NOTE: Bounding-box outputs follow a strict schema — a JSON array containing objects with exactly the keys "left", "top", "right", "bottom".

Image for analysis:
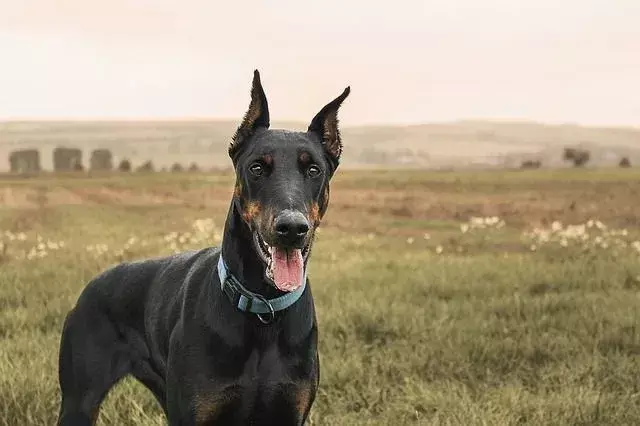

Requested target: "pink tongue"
[{"left": 272, "top": 248, "right": 303, "bottom": 292}]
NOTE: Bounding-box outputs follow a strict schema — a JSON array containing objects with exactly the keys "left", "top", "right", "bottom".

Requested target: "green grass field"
[{"left": 1, "top": 168, "right": 640, "bottom": 425}]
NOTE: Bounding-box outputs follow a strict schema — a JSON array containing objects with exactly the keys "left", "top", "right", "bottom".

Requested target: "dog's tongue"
[{"left": 272, "top": 248, "right": 303, "bottom": 292}]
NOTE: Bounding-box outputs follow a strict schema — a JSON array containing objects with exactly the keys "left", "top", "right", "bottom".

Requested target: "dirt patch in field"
[
  {"left": 0, "top": 188, "right": 38, "bottom": 209},
  {"left": 326, "top": 183, "right": 640, "bottom": 234},
  {"left": 72, "top": 187, "right": 187, "bottom": 206},
  {"left": 0, "top": 185, "right": 190, "bottom": 207}
]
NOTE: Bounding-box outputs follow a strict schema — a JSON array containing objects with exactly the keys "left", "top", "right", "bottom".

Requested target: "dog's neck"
[{"left": 220, "top": 202, "right": 286, "bottom": 298}]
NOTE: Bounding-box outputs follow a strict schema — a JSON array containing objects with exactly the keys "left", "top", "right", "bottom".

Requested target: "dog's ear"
[
  {"left": 229, "top": 70, "right": 270, "bottom": 159},
  {"left": 308, "top": 86, "right": 350, "bottom": 167}
]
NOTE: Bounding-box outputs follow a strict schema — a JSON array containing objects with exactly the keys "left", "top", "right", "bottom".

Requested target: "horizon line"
[{"left": 1, "top": 116, "right": 639, "bottom": 131}]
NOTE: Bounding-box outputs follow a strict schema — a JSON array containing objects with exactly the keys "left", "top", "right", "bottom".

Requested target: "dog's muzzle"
[
  {"left": 252, "top": 210, "right": 311, "bottom": 293},
  {"left": 273, "top": 210, "right": 310, "bottom": 249}
]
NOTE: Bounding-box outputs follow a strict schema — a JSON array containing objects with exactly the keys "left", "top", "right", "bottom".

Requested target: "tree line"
[{"left": 7, "top": 147, "right": 200, "bottom": 174}]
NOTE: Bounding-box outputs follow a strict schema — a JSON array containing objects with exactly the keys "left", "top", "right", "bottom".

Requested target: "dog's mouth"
[{"left": 253, "top": 231, "right": 310, "bottom": 292}]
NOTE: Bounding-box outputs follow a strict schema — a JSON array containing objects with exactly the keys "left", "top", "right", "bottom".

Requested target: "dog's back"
[{"left": 70, "top": 247, "right": 216, "bottom": 330}]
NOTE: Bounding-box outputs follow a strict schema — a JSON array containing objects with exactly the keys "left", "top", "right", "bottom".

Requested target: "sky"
[{"left": 1, "top": 0, "right": 639, "bottom": 127}]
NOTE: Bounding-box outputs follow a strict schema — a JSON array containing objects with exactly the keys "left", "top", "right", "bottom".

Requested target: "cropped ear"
[
  {"left": 229, "top": 70, "right": 270, "bottom": 159},
  {"left": 308, "top": 86, "right": 350, "bottom": 167}
]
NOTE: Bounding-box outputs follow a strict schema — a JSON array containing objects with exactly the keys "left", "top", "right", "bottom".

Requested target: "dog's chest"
[{"left": 193, "top": 346, "right": 316, "bottom": 425}]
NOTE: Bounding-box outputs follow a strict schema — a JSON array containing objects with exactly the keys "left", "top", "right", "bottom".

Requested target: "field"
[{"left": 1, "top": 168, "right": 640, "bottom": 425}]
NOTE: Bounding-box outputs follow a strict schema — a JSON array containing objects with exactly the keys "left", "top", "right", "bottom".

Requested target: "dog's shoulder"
[
  {"left": 78, "top": 247, "right": 221, "bottom": 307},
  {"left": 153, "top": 246, "right": 221, "bottom": 285}
]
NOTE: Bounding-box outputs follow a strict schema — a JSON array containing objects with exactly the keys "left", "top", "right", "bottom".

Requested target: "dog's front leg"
[
  {"left": 165, "top": 327, "right": 239, "bottom": 426},
  {"left": 165, "top": 325, "right": 201, "bottom": 426}
]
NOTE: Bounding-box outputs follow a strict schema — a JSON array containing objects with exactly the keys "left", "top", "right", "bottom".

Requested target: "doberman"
[{"left": 56, "top": 70, "right": 350, "bottom": 425}]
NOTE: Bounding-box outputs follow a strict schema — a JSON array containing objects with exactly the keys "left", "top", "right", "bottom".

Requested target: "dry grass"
[{"left": 1, "top": 168, "right": 640, "bottom": 425}]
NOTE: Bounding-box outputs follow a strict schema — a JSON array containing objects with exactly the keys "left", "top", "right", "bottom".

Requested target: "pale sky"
[{"left": 1, "top": 0, "right": 639, "bottom": 126}]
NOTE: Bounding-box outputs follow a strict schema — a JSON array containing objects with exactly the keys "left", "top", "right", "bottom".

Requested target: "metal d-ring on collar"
[
  {"left": 252, "top": 292, "right": 276, "bottom": 324},
  {"left": 216, "top": 251, "right": 307, "bottom": 324}
]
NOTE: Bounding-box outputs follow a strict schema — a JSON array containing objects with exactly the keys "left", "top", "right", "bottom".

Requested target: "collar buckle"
[{"left": 216, "top": 251, "right": 307, "bottom": 321}]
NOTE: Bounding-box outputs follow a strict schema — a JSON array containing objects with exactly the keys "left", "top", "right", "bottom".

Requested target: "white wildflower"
[{"left": 470, "top": 217, "right": 485, "bottom": 228}]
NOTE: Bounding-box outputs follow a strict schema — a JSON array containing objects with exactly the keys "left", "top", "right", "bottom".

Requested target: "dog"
[{"left": 56, "top": 70, "right": 350, "bottom": 425}]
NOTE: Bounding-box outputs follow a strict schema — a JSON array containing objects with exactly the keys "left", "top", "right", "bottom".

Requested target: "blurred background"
[{"left": 1, "top": 2, "right": 639, "bottom": 425}]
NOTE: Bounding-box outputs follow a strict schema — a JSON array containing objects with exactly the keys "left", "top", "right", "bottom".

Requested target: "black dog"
[{"left": 56, "top": 70, "right": 350, "bottom": 425}]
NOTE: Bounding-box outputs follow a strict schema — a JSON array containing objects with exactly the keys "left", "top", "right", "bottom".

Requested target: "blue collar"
[{"left": 216, "top": 253, "right": 307, "bottom": 321}]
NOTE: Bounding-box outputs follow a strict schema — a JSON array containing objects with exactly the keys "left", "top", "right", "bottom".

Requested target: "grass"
[{"left": 1, "top": 168, "right": 640, "bottom": 425}]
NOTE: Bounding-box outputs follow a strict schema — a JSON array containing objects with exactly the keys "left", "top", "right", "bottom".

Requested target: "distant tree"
[
  {"left": 520, "top": 159, "right": 542, "bottom": 169},
  {"left": 171, "top": 162, "right": 184, "bottom": 173},
  {"left": 53, "top": 147, "right": 83, "bottom": 172},
  {"left": 619, "top": 157, "right": 632, "bottom": 168},
  {"left": 136, "top": 160, "right": 155, "bottom": 173},
  {"left": 90, "top": 149, "right": 113, "bottom": 171},
  {"left": 188, "top": 162, "right": 200, "bottom": 172},
  {"left": 118, "top": 159, "right": 132, "bottom": 172},
  {"left": 9, "top": 149, "right": 41, "bottom": 173},
  {"left": 563, "top": 147, "right": 590, "bottom": 168}
]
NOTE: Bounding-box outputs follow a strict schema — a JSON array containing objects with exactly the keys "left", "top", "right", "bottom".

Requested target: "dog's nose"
[{"left": 274, "top": 210, "right": 310, "bottom": 247}]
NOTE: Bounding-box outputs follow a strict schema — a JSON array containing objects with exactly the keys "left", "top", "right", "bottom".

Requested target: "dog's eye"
[
  {"left": 307, "top": 164, "right": 321, "bottom": 178},
  {"left": 249, "top": 163, "right": 264, "bottom": 176}
]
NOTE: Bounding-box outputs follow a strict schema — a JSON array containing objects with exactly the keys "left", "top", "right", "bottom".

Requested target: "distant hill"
[{"left": 0, "top": 119, "right": 639, "bottom": 171}]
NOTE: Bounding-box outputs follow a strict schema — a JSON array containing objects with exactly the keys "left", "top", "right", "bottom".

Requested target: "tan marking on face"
[
  {"left": 234, "top": 182, "right": 242, "bottom": 198},
  {"left": 299, "top": 151, "right": 311, "bottom": 164},
  {"left": 319, "top": 186, "right": 330, "bottom": 216},
  {"left": 309, "top": 202, "right": 321, "bottom": 227},
  {"left": 242, "top": 200, "right": 262, "bottom": 223}
]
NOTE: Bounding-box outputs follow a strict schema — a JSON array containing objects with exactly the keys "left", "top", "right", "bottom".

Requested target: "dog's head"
[{"left": 228, "top": 70, "right": 350, "bottom": 292}]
